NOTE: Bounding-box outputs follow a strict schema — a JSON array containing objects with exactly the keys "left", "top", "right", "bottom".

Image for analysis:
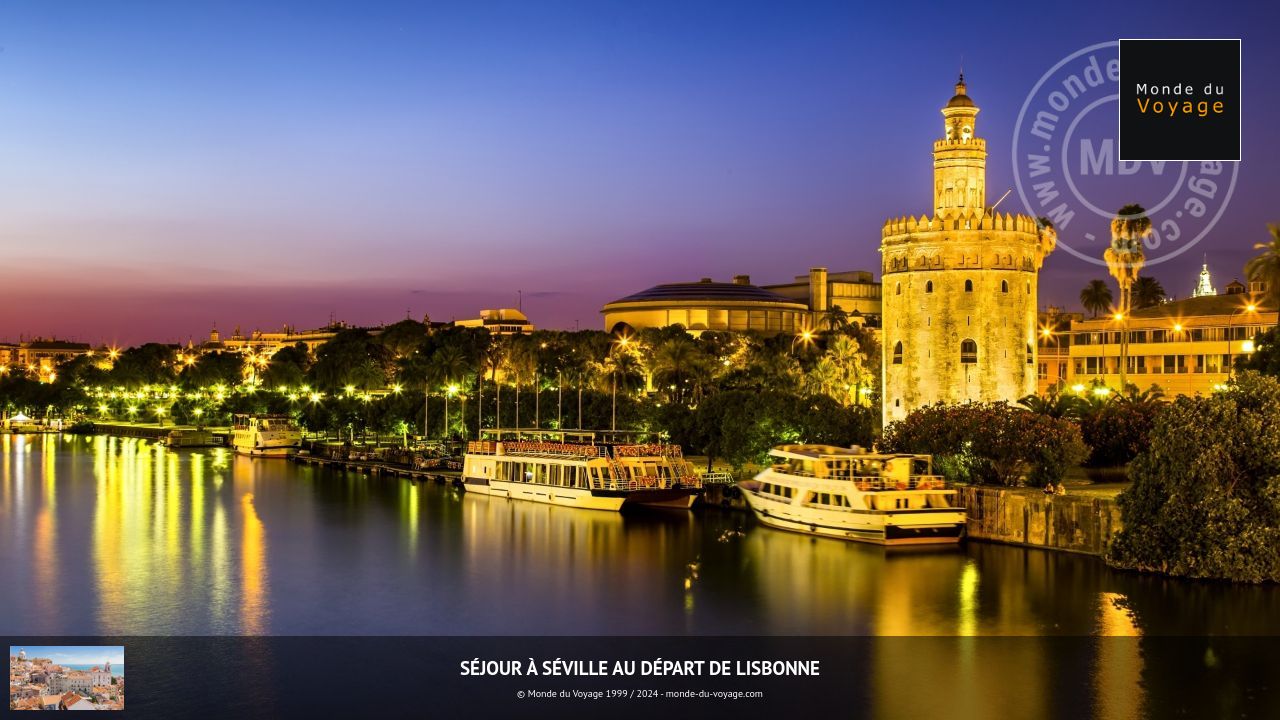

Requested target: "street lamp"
[
  {"left": 444, "top": 384, "right": 459, "bottom": 441},
  {"left": 1226, "top": 302, "right": 1259, "bottom": 377},
  {"left": 610, "top": 336, "right": 632, "bottom": 432}
]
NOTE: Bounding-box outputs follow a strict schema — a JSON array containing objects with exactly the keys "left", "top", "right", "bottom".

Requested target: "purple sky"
[{"left": 1, "top": 1, "right": 1276, "bottom": 346}]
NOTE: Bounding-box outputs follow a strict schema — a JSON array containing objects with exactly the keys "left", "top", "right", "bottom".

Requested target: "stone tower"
[{"left": 880, "top": 75, "right": 1056, "bottom": 425}]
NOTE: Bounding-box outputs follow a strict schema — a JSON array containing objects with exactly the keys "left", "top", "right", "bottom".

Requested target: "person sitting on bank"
[
  {"left": 1055, "top": 482, "right": 1068, "bottom": 496},
  {"left": 1043, "top": 482, "right": 1055, "bottom": 496}
]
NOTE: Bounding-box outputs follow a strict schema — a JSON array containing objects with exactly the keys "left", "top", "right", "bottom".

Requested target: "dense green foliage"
[
  {"left": 879, "top": 401, "right": 1087, "bottom": 486},
  {"left": 1076, "top": 389, "right": 1166, "bottom": 467},
  {"left": 1108, "top": 373, "right": 1280, "bottom": 583},
  {"left": 1236, "top": 328, "right": 1280, "bottom": 377},
  {"left": 1, "top": 323, "right": 879, "bottom": 455}
]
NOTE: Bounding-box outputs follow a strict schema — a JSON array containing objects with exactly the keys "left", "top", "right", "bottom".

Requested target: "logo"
[{"left": 1011, "top": 41, "right": 1238, "bottom": 268}]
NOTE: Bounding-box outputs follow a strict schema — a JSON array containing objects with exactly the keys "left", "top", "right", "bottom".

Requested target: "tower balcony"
[{"left": 933, "top": 138, "right": 986, "bottom": 151}]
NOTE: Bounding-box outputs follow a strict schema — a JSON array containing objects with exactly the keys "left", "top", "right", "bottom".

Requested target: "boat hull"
[
  {"left": 232, "top": 445, "right": 299, "bottom": 458},
  {"left": 743, "top": 486, "right": 964, "bottom": 546},
  {"left": 468, "top": 477, "right": 698, "bottom": 512}
]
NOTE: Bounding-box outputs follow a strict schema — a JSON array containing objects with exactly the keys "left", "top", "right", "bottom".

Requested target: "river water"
[{"left": 2, "top": 433, "right": 1277, "bottom": 637}]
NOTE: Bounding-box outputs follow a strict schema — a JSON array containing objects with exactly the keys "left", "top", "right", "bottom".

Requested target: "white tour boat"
[
  {"left": 741, "top": 445, "right": 965, "bottom": 545},
  {"left": 462, "top": 429, "right": 702, "bottom": 511},
  {"left": 230, "top": 414, "right": 302, "bottom": 457}
]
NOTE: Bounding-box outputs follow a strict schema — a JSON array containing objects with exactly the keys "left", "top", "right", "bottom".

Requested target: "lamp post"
[
  {"left": 1111, "top": 311, "right": 1127, "bottom": 389},
  {"left": 1226, "top": 303, "right": 1259, "bottom": 377},
  {"left": 611, "top": 336, "right": 631, "bottom": 432},
  {"left": 444, "top": 384, "right": 459, "bottom": 441}
]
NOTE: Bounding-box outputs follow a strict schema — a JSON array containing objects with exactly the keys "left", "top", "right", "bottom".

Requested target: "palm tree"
[
  {"left": 1018, "top": 389, "right": 1085, "bottom": 421},
  {"left": 433, "top": 346, "right": 470, "bottom": 438},
  {"left": 651, "top": 336, "right": 710, "bottom": 405},
  {"left": 1080, "top": 280, "right": 1113, "bottom": 319},
  {"left": 820, "top": 308, "right": 850, "bottom": 333},
  {"left": 1246, "top": 223, "right": 1280, "bottom": 329},
  {"left": 1106, "top": 203, "right": 1151, "bottom": 387},
  {"left": 1131, "top": 276, "right": 1166, "bottom": 310}
]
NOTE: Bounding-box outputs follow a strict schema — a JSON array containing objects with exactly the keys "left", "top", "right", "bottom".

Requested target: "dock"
[
  {"left": 86, "top": 422, "right": 230, "bottom": 443},
  {"left": 292, "top": 453, "right": 462, "bottom": 485}
]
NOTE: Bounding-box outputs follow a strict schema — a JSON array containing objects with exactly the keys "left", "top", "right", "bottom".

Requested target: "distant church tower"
[
  {"left": 1192, "top": 259, "right": 1217, "bottom": 297},
  {"left": 880, "top": 75, "right": 1057, "bottom": 425}
]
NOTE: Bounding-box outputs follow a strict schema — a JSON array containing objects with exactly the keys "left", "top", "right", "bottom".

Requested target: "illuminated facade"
[
  {"left": 761, "top": 268, "right": 882, "bottom": 326},
  {"left": 602, "top": 269, "right": 880, "bottom": 336},
  {"left": 454, "top": 308, "right": 534, "bottom": 335},
  {"left": 880, "top": 75, "right": 1057, "bottom": 424},
  {"left": 602, "top": 277, "right": 811, "bottom": 336},
  {"left": 1060, "top": 290, "right": 1275, "bottom": 396}
]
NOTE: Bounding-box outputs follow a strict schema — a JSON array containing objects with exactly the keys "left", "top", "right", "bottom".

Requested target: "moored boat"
[
  {"left": 741, "top": 444, "right": 965, "bottom": 545},
  {"left": 230, "top": 414, "right": 301, "bottom": 457},
  {"left": 166, "top": 427, "right": 219, "bottom": 448},
  {"left": 462, "top": 429, "right": 702, "bottom": 511}
]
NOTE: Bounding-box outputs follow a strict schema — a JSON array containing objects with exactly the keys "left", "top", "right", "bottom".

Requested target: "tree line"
[{"left": 0, "top": 321, "right": 881, "bottom": 469}]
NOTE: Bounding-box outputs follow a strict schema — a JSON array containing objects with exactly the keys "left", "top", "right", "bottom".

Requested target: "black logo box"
[{"left": 1119, "top": 38, "right": 1241, "bottom": 162}]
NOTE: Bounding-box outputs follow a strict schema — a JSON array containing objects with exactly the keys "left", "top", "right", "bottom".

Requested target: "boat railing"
[
  {"left": 466, "top": 440, "right": 607, "bottom": 458},
  {"left": 589, "top": 474, "right": 702, "bottom": 492},
  {"left": 614, "top": 443, "right": 684, "bottom": 458},
  {"left": 699, "top": 471, "right": 736, "bottom": 485},
  {"left": 770, "top": 466, "right": 950, "bottom": 490}
]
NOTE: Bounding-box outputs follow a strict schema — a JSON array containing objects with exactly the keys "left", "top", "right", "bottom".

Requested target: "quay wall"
[{"left": 955, "top": 486, "right": 1123, "bottom": 556}]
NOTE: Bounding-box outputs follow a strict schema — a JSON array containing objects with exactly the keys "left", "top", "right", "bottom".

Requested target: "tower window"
[
  {"left": 925, "top": 280, "right": 934, "bottom": 293},
  {"left": 896, "top": 283, "right": 902, "bottom": 295},
  {"left": 1027, "top": 281, "right": 1031, "bottom": 294},
  {"left": 964, "top": 279, "right": 974, "bottom": 292},
  {"left": 960, "top": 339, "right": 978, "bottom": 364},
  {"left": 1001, "top": 280, "right": 1009, "bottom": 293},
  {"left": 892, "top": 341, "right": 903, "bottom": 364},
  {"left": 1026, "top": 343, "right": 1034, "bottom": 364}
]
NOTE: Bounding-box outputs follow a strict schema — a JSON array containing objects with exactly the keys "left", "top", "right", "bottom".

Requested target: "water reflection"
[{"left": 0, "top": 435, "right": 1276, "bottom": 641}]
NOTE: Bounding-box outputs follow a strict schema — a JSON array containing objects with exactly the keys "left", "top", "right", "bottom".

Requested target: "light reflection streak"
[{"left": 240, "top": 491, "right": 268, "bottom": 634}]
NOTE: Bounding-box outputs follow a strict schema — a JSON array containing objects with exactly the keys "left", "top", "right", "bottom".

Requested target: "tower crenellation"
[{"left": 880, "top": 74, "right": 1056, "bottom": 425}]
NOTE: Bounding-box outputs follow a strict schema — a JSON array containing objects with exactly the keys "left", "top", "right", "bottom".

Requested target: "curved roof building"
[{"left": 602, "top": 277, "right": 810, "bottom": 336}]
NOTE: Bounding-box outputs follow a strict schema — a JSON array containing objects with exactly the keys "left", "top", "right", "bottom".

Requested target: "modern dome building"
[{"left": 601, "top": 277, "right": 811, "bottom": 336}]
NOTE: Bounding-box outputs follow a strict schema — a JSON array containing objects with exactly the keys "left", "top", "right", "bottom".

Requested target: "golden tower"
[{"left": 880, "top": 75, "right": 1056, "bottom": 425}]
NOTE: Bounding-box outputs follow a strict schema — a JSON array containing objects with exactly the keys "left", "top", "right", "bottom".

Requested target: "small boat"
[
  {"left": 230, "top": 414, "right": 301, "bottom": 457},
  {"left": 166, "top": 428, "right": 219, "bottom": 448},
  {"left": 741, "top": 445, "right": 965, "bottom": 545},
  {"left": 462, "top": 429, "right": 702, "bottom": 511}
]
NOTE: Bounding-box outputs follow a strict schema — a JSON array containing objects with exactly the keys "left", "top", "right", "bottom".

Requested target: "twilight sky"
[{"left": 1, "top": 1, "right": 1277, "bottom": 346}]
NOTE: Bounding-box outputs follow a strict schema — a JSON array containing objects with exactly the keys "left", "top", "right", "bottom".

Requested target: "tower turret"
[
  {"left": 933, "top": 74, "right": 986, "bottom": 215},
  {"left": 880, "top": 74, "right": 1055, "bottom": 425}
]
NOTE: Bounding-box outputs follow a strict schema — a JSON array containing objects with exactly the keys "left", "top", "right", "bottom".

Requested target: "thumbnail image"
[{"left": 9, "top": 646, "right": 123, "bottom": 711}]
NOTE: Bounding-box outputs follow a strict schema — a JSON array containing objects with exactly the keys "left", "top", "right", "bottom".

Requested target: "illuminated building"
[
  {"left": 1192, "top": 260, "right": 1217, "bottom": 297},
  {"left": 760, "top": 268, "right": 882, "bottom": 326},
  {"left": 203, "top": 322, "right": 359, "bottom": 356},
  {"left": 1035, "top": 308, "right": 1080, "bottom": 395},
  {"left": 454, "top": 308, "right": 534, "bottom": 335},
  {"left": 1062, "top": 285, "right": 1275, "bottom": 396},
  {"left": 601, "top": 277, "right": 811, "bottom": 336},
  {"left": 880, "top": 75, "right": 1057, "bottom": 424}
]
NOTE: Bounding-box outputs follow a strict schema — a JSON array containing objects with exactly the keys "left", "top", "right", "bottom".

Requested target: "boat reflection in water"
[{"left": 1, "top": 434, "right": 1277, "bottom": 643}]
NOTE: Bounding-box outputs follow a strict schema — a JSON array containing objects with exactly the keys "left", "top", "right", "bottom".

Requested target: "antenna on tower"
[{"left": 990, "top": 188, "right": 1012, "bottom": 211}]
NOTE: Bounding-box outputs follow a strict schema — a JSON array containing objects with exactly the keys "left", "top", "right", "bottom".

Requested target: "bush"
[
  {"left": 691, "top": 390, "right": 875, "bottom": 472},
  {"left": 1079, "top": 399, "right": 1165, "bottom": 467},
  {"left": 880, "top": 401, "right": 1087, "bottom": 486},
  {"left": 1107, "top": 372, "right": 1280, "bottom": 583}
]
